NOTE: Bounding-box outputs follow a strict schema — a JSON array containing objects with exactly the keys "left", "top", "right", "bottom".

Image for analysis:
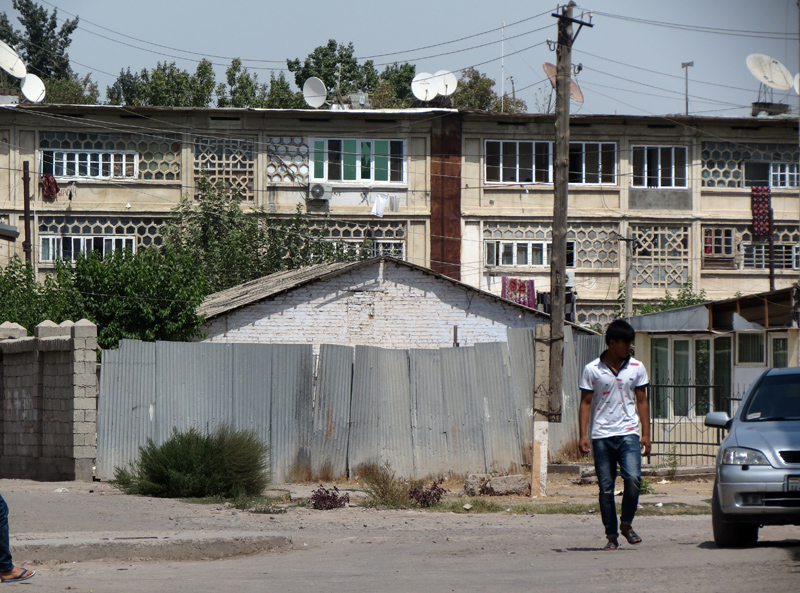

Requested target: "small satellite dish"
[
  {"left": 746, "top": 54, "right": 793, "bottom": 90},
  {"left": 542, "top": 62, "right": 584, "bottom": 103},
  {"left": 302, "top": 77, "right": 327, "bottom": 108},
  {"left": 434, "top": 70, "right": 458, "bottom": 96},
  {"left": 411, "top": 72, "right": 438, "bottom": 101},
  {"left": 21, "top": 73, "right": 45, "bottom": 103},
  {"left": 0, "top": 39, "right": 26, "bottom": 79},
  {"left": 794, "top": 73, "right": 799, "bottom": 95}
]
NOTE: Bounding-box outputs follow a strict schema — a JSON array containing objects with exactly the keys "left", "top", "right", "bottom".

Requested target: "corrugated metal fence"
[{"left": 98, "top": 329, "right": 602, "bottom": 482}]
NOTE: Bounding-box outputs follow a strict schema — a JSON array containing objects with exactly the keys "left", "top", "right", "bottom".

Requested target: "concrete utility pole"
[
  {"left": 549, "top": 2, "right": 592, "bottom": 422},
  {"left": 22, "top": 161, "right": 31, "bottom": 264},
  {"left": 681, "top": 61, "right": 693, "bottom": 116}
]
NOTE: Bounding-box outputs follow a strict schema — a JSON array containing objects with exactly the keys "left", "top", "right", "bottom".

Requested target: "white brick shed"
[{"left": 199, "top": 258, "right": 575, "bottom": 350}]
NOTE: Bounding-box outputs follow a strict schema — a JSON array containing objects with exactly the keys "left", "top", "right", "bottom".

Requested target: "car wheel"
[{"left": 712, "top": 481, "right": 759, "bottom": 548}]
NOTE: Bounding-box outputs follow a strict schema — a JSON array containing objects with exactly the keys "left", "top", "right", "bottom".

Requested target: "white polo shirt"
[{"left": 580, "top": 352, "right": 649, "bottom": 440}]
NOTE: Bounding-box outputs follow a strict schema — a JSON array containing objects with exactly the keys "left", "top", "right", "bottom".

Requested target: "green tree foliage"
[
  {"left": 161, "top": 176, "right": 363, "bottom": 294},
  {"left": 372, "top": 62, "right": 416, "bottom": 108},
  {"left": 452, "top": 67, "right": 527, "bottom": 113},
  {"left": 44, "top": 72, "right": 99, "bottom": 104},
  {"left": 632, "top": 278, "right": 708, "bottom": 316},
  {"left": 287, "top": 39, "right": 379, "bottom": 97},
  {"left": 107, "top": 60, "right": 216, "bottom": 107},
  {"left": 0, "top": 248, "right": 206, "bottom": 350}
]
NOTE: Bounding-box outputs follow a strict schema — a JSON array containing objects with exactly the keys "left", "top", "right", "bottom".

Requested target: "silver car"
[{"left": 705, "top": 367, "right": 800, "bottom": 547}]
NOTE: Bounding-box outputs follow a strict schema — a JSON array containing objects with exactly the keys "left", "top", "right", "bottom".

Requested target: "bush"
[
  {"left": 408, "top": 480, "right": 446, "bottom": 507},
  {"left": 310, "top": 485, "right": 350, "bottom": 510},
  {"left": 359, "top": 462, "right": 447, "bottom": 509},
  {"left": 112, "top": 425, "right": 270, "bottom": 498}
]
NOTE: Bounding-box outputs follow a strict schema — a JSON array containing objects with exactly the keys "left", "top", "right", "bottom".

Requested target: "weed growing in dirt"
[
  {"left": 360, "top": 463, "right": 413, "bottom": 508},
  {"left": 639, "top": 476, "right": 655, "bottom": 495},
  {"left": 111, "top": 425, "right": 270, "bottom": 498},
  {"left": 409, "top": 480, "right": 446, "bottom": 507},
  {"left": 310, "top": 485, "right": 350, "bottom": 510}
]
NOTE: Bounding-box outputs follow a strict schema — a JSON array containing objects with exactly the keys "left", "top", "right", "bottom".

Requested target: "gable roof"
[{"left": 198, "top": 257, "right": 596, "bottom": 334}]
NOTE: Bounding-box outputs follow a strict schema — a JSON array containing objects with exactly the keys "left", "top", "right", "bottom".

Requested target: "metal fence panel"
[
  {"left": 97, "top": 340, "right": 156, "bottom": 479},
  {"left": 312, "top": 344, "right": 354, "bottom": 480},
  {"left": 269, "top": 344, "right": 314, "bottom": 483},
  {"left": 349, "top": 346, "right": 414, "bottom": 478},
  {"left": 472, "top": 342, "right": 523, "bottom": 473},
  {"left": 231, "top": 343, "right": 273, "bottom": 475},
  {"left": 506, "top": 328, "right": 536, "bottom": 466},
  {"left": 409, "top": 348, "right": 447, "bottom": 478}
]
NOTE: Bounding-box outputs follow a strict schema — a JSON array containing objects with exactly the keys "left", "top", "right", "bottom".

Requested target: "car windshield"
[{"left": 741, "top": 374, "right": 800, "bottom": 421}]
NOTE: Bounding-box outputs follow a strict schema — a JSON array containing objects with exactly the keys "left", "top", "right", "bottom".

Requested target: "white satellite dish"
[
  {"left": 542, "top": 62, "right": 584, "bottom": 103},
  {"left": 21, "top": 73, "right": 45, "bottom": 103},
  {"left": 434, "top": 70, "right": 458, "bottom": 96},
  {"left": 302, "top": 76, "right": 327, "bottom": 108},
  {"left": 794, "top": 73, "right": 799, "bottom": 95},
  {"left": 746, "top": 54, "right": 793, "bottom": 90},
  {"left": 411, "top": 72, "right": 438, "bottom": 101},
  {"left": 0, "top": 39, "right": 26, "bottom": 79}
]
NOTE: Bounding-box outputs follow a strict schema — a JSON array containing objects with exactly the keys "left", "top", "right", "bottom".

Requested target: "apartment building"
[{"left": 1, "top": 104, "right": 797, "bottom": 327}]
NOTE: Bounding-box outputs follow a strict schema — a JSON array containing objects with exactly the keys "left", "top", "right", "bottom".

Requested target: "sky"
[{"left": 2, "top": 0, "right": 799, "bottom": 116}]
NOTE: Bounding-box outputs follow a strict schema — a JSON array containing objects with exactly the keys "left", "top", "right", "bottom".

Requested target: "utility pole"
[
  {"left": 681, "top": 61, "right": 693, "bottom": 116},
  {"left": 22, "top": 161, "right": 31, "bottom": 264},
  {"left": 625, "top": 229, "right": 634, "bottom": 319},
  {"left": 549, "top": 2, "right": 592, "bottom": 421}
]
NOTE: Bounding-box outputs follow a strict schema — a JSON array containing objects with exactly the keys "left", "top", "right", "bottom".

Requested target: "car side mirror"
[{"left": 705, "top": 411, "right": 732, "bottom": 430}]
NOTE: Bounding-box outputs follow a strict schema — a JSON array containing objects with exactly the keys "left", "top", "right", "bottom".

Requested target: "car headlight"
[{"left": 721, "top": 447, "right": 769, "bottom": 465}]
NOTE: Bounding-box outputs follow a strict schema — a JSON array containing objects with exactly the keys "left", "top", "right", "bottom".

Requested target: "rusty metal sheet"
[{"left": 311, "top": 344, "right": 354, "bottom": 480}]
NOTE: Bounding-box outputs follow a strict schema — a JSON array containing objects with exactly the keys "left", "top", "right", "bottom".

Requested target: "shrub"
[
  {"left": 112, "top": 425, "right": 270, "bottom": 498},
  {"left": 360, "top": 462, "right": 412, "bottom": 508},
  {"left": 408, "top": 479, "right": 446, "bottom": 507},
  {"left": 310, "top": 485, "right": 350, "bottom": 510}
]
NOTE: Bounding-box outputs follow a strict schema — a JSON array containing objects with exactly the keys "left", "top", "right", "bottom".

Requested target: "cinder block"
[
  {"left": 72, "top": 320, "right": 98, "bottom": 339},
  {"left": 83, "top": 410, "right": 97, "bottom": 423},
  {"left": 0, "top": 322, "right": 27, "bottom": 340},
  {"left": 73, "top": 445, "right": 96, "bottom": 458},
  {"left": 73, "top": 398, "right": 96, "bottom": 410},
  {"left": 71, "top": 410, "right": 85, "bottom": 422},
  {"left": 35, "top": 320, "right": 70, "bottom": 339}
]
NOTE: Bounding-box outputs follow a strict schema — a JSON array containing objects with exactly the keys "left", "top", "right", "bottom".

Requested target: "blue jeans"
[
  {"left": 592, "top": 434, "right": 642, "bottom": 539},
  {"left": 0, "top": 493, "right": 12, "bottom": 573}
]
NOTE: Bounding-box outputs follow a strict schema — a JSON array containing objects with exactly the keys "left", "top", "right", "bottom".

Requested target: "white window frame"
[
  {"left": 40, "top": 149, "right": 139, "bottom": 180},
  {"left": 485, "top": 240, "right": 575, "bottom": 268},
  {"left": 770, "top": 162, "right": 799, "bottom": 187},
  {"left": 310, "top": 138, "right": 406, "bottom": 184},
  {"left": 744, "top": 244, "right": 795, "bottom": 269},
  {"left": 631, "top": 145, "right": 688, "bottom": 188},
  {"left": 484, "top": 140, "right": 552, "bottom": 184},
  {"left": 39, "top": 235, "right": 136, "bottom": 263},
  {"left": 568, "top": 142, "right": 616, "bottom": 185}
]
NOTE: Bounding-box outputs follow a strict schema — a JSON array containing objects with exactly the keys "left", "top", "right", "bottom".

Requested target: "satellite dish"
[
  {"left": 434, "top": 70, "right": 458, "bottom": 96},
  {"left": 20, "top": 73, "right": 45, "bottom": 103},
  {"left": 411, "top": 72, "right": 438, "bottom": 101},
  {"left": 542, "top": 62, "right": 584, "bottom": 103},
  {"left": 302, "top": 77, "right": 327, "bottom": 108},
  {"left": 0, "top": 39, "right": 26, "bottom": 79},
  {"left": 746, "top": 54, "right": 793, "bottom": 90},
  {"left": 794, "top": 73, "right": 799, "bottom": 95}
]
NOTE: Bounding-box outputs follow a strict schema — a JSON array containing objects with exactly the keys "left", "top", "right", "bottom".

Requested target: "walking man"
[
  {"left": 579, "top": 319, "right": 651, "bottom": 550},
  {"left": 0, "top": 492, "right": 34, "bottom": 583}
]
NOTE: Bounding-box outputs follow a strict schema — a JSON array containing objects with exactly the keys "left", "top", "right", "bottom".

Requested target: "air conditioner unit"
[{"left": 308, "top": 183, "right": 332, "bottom": 203}]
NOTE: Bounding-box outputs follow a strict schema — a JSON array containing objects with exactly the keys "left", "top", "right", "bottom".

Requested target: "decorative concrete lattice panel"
[
  {"left": 576, "top": 304, "right": 615, "bottom": 328},
  {"left": 483, "top": 222, "right": 619, "bottom": 269},
  {"left": 326, "top": 220, "right": 406, "bottom": 240},
  {"left": 194, "top": 137, "right": 255, "bottom": 200},
  {"left": 632, "top": 225, "right": 689, "bottom": 289},
  {"left": 38, "top": 216, "right": 166, "bottom": 247},
  {"left": 40, "top": 131, "right": 181, "bottom": 181},
  {"left": 266, "top": 137, "right": 309, "bottom": 184},
  {"left": 701, "top": 142, "right": 800, "bottom": 188}
]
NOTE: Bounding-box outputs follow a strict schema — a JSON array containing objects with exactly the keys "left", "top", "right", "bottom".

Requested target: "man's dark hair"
[{"left": 605, "top": 319, "right": 635, "bottom": 345}]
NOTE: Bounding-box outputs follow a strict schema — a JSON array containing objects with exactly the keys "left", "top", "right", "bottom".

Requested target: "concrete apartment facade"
[{"left": 1, "top": 104, "right": 797, "bottom": 328}]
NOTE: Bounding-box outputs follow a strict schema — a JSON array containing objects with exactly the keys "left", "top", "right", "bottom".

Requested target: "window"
[
  {"left": 568, "top": 142, "right": 616, "bottom": 184},
  {"left": 41, "top": 150, "right": 138, "bottom": 180},
  {"left": 743, "top": 244, "right": 795, "bottom": 269},
  {"left": 39, "top": 235, "right": 135, "bottom": 263},
  {"left": 745, "top": 161, "right": 799, "bottom": 188},
  {"left": 632, "top": 146, "right": 687, "bottom": 188},
  {"left": 703, "top": 228, "right": 734, "bottom": 257},
  {"left": 771, "top": 336, "right": 789, "bottom": 368},
  {"left": 737, "top": 333, "right": 765, "bottom": 364},
  {"left": 485, "top": 240, "right": 574, "bottom": 267},
  {"left": 485, "top": 141, "right": 551, "bottom": 183},
  {"left": 312, "top": 139, "right": 405, "bottom": 183},
  {"left": 194, "top": 138, "right": 255, "bottom": 200}
]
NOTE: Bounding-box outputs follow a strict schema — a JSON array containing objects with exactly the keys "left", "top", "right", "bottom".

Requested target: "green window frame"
[{"left": 311, "top": 138, "right": 405, "bottom": 183}]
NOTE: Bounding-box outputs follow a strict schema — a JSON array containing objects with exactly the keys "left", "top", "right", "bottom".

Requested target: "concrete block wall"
[
  {"left": 0, "top": 319, "right": 98, "bottom": 481},
  {"left": 203, "top": 260, "right": 547, "bottom": 353}
]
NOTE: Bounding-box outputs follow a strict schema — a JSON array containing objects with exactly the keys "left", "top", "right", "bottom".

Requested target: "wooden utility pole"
[
  {"left": 549, "top": 3, "right": 592, "bottom": 421},
  {"left": 22, "top": 161, "right": 32, "bottom": 264}
]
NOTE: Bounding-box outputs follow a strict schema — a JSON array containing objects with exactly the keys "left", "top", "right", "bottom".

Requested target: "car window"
[{"left": 741, "top": 374, "right": 800, "bottom": 421}]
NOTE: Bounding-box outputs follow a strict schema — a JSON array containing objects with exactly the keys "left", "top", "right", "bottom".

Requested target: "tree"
[
  {"left": 631, "top": 278, "right": 708, "bottom": 316},
  {"left": 287, "top": 39, "right": 379, "bottom": 99},
  {"left": 0, "top": 0, "right": 78, "bottom": 79},
  {"left": 216, "top": 58, "right": 268, "bottom": 108},
  {"left": 107, "top": 60, "right": 216, "bottom": 107},
  {"left": 372, "top": 62, "right": 416, "bottom": 109},
  {"left": 265, "top": 71, "right": 305, "bottom": 109},
  {"left": 452, "top": 67, "right": 527, "bottom": 113},
  {"left": 44, "top": 73, "right": 99, "bottom": 104}
]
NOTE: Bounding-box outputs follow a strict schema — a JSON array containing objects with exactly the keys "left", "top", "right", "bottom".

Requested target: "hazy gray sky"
[{"left": 6, "top": 0, "right": 799, "bottom": 116}]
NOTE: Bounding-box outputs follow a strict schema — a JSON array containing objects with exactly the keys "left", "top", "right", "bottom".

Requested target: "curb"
[
  {"left": 549, "top": 464, "right": 715, "bottom": 484},
  {"left": 15, "top": 533, "right": 293, "bottom": 564}
]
